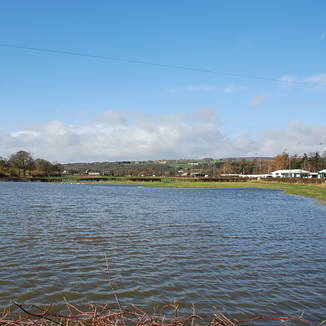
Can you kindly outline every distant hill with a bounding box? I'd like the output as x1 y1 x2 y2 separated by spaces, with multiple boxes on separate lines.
63 157 274 174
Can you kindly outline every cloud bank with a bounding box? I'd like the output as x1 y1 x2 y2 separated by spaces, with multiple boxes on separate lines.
1 109 325 163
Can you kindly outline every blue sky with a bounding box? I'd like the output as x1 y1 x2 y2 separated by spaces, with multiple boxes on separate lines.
1 1 325 163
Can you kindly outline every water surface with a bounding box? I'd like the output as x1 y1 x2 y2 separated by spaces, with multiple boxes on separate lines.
0 182 325 323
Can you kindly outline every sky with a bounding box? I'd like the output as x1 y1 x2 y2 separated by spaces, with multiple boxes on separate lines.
0 1 325 163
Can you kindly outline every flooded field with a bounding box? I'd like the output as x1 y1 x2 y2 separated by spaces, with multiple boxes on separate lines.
0 182 325 323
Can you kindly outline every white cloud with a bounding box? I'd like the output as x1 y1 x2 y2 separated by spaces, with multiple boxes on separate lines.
168 84 244 94
0 110 225 162
304 73 326 86
195 107 215 120
92 110 130 126
279 75 296 84
223 84 246 93
259 121 326 155
169 85 217 93
279 73 326 88
0 112 325 163
250 93 268 108
11 131 40 137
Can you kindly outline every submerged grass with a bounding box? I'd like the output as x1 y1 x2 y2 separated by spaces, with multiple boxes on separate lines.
91 179 326 205
12 174 326 205
168 180 326 205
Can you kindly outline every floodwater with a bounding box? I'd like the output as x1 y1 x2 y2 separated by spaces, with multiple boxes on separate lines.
0 182 325 323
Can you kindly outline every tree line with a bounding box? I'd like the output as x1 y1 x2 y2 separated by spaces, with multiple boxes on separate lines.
1 150 325 178
62 151 326 177
178 151 326 176
0 150 63 177
219 151 325 175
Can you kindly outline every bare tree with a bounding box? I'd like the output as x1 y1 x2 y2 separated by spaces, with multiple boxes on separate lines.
269 152 288 171
0 156 8 169
223 159 234 174
8 150 34 176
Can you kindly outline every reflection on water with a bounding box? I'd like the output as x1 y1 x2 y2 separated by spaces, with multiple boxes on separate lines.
0 182 325 323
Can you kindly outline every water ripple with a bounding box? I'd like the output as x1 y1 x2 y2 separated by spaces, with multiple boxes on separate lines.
0 183 325 323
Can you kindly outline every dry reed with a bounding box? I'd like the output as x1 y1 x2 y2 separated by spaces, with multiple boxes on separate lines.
1 301 326 326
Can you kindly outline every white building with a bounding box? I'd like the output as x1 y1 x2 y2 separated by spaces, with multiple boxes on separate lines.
269 169 310 178
318 169 326 178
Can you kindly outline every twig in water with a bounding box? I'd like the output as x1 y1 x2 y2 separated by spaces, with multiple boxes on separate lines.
13 301 61 325
213 307 236 326
235 315 315 325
